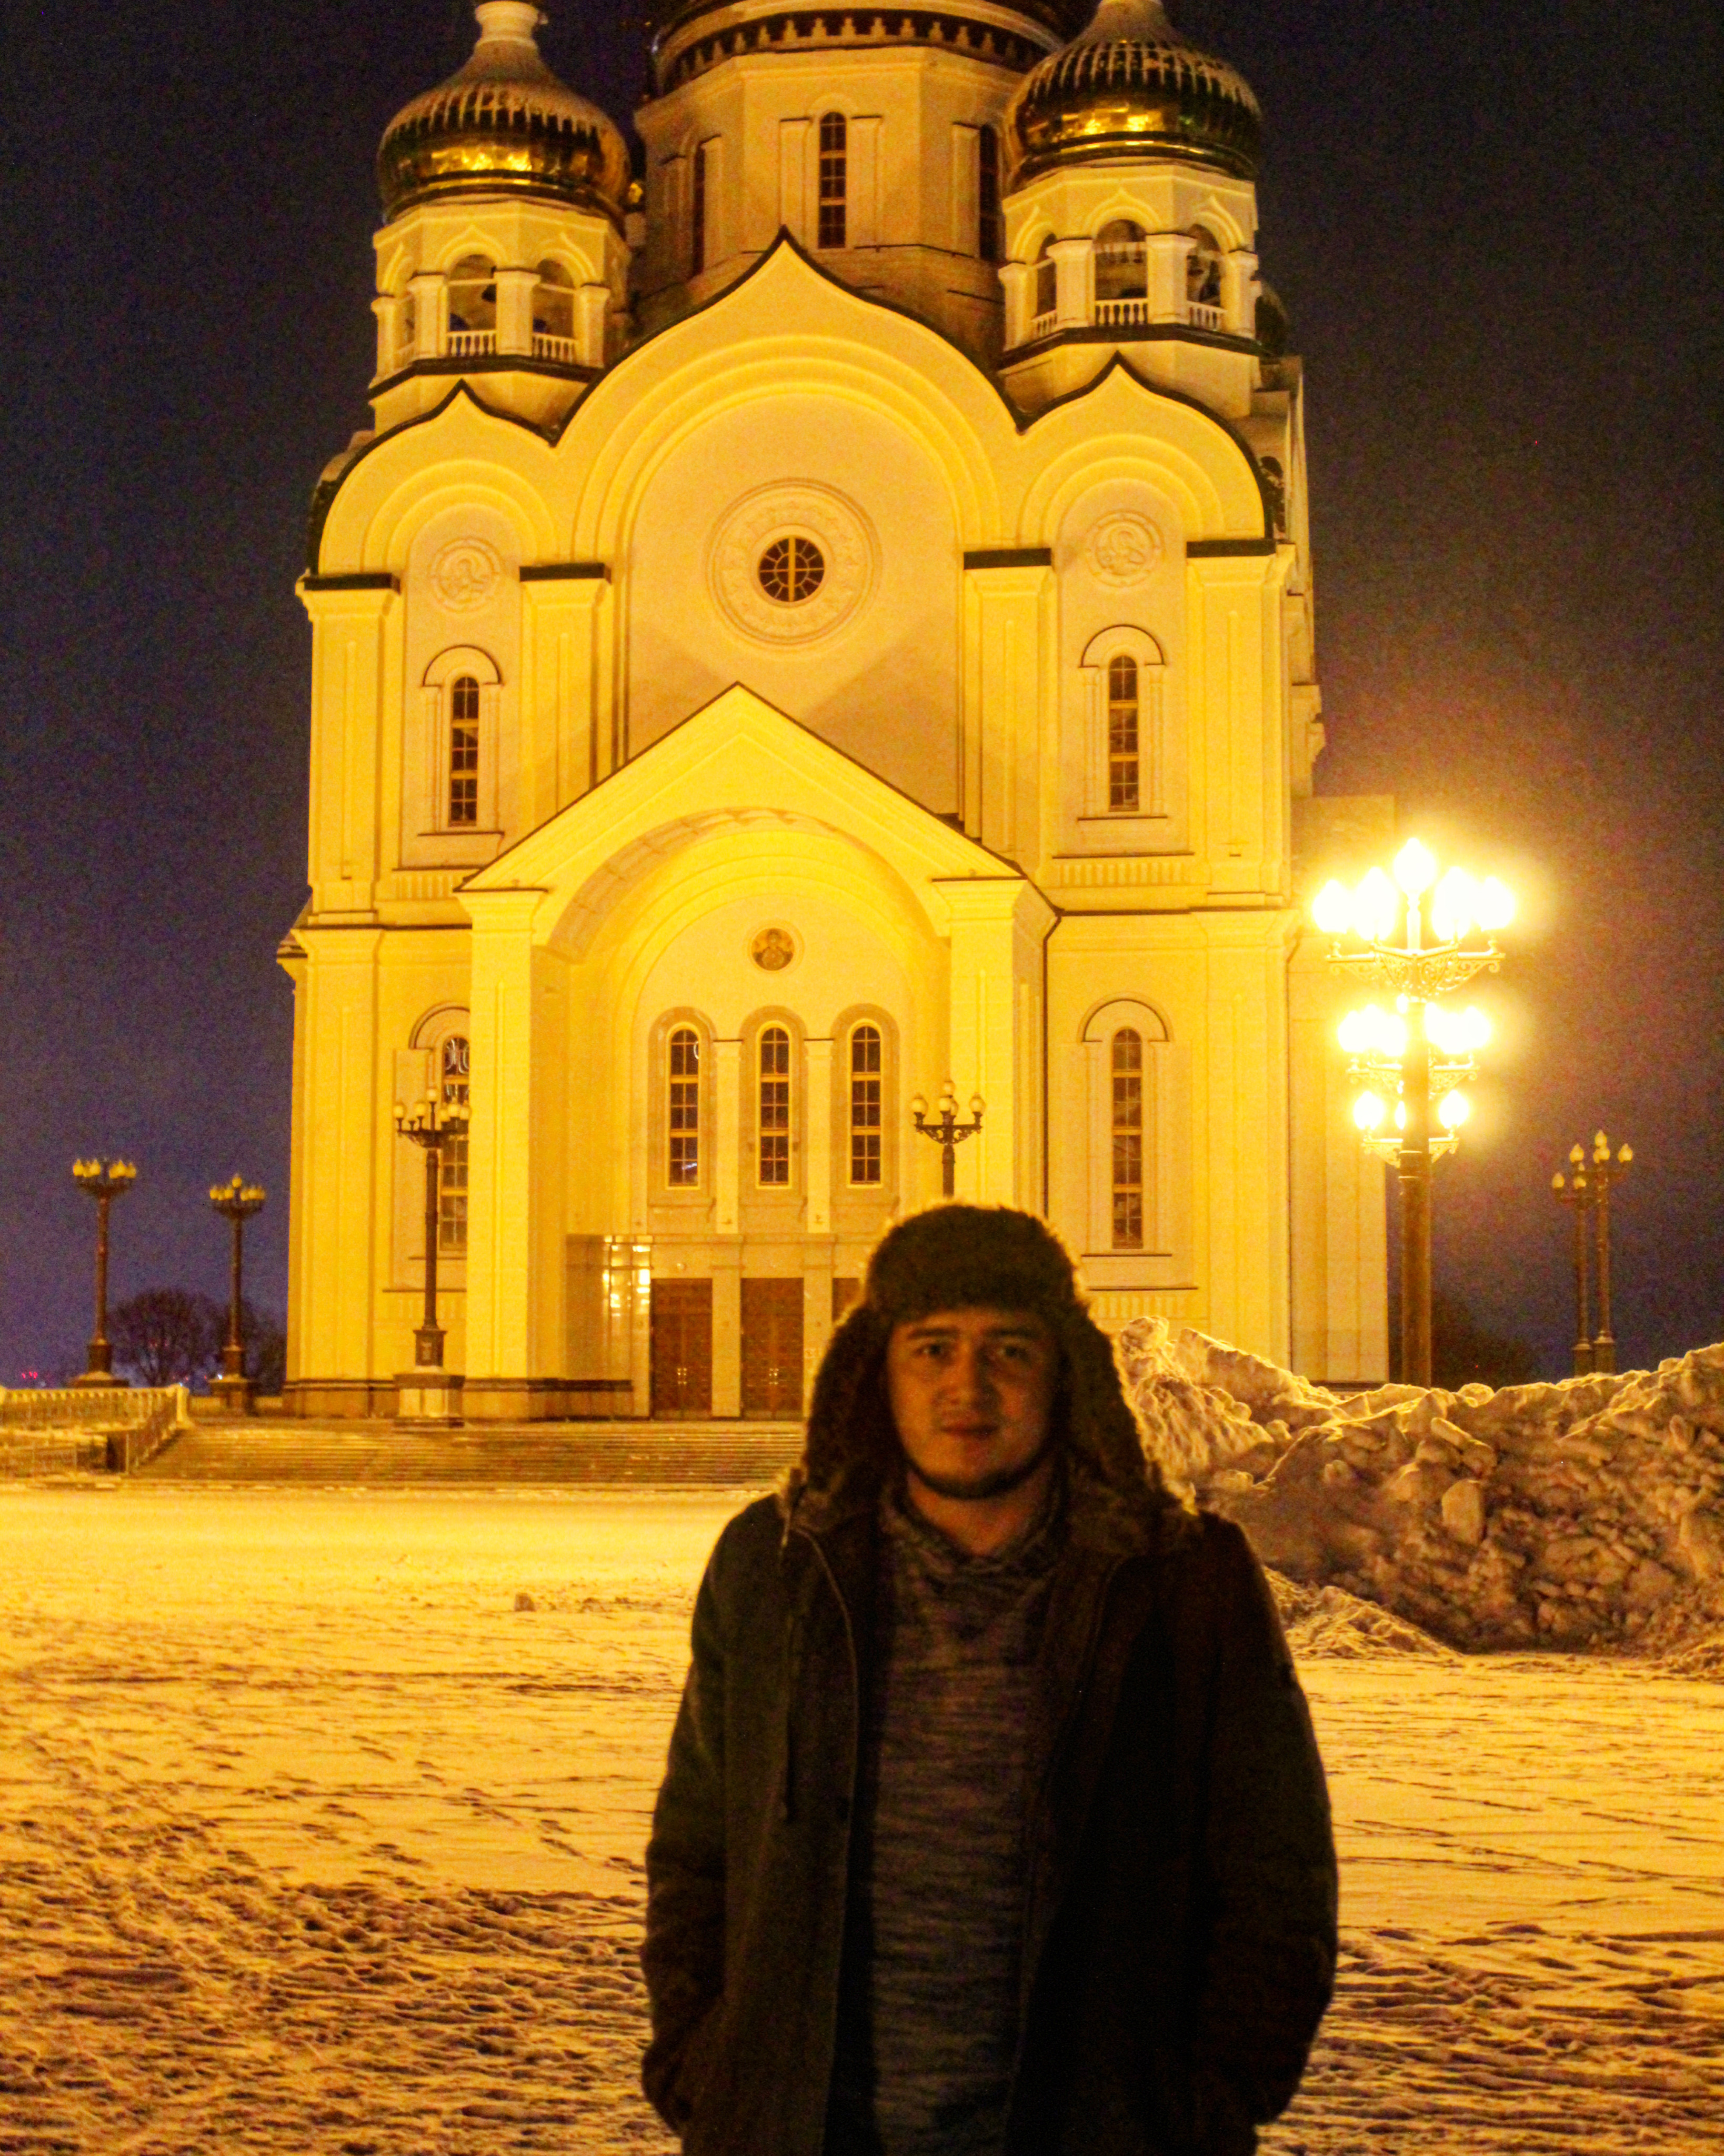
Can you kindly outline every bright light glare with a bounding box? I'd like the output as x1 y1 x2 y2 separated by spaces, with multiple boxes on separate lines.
1426 1004 1490 1056
1394 1101 1408 1130
1338 1005 1409 1059
1475 875 1515 931
1312 879 1354 935
1338 1006 1377 1054
1392 837 1438 901
1430 866 1477 943
1439 1090 1471 1130
1352 867 1400 943
1353 1091 1386 1131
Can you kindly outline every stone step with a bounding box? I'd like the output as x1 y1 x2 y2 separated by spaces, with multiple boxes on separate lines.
134 1419 803 1486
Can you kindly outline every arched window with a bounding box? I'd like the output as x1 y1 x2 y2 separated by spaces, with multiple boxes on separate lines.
818 114 847 249
533 260 574 358
439 1035 470 1254
978 127 1002 263
1187 226 1223 317
1079 627 1166 824
1095 218 1147 307
1110 1030 1144 1250
1107 655 1140 811
447 254 497 354
668 1029 701 1184
849 1025 883 1185
758 1027 791 1185
448 676 480 825
691 141 709 274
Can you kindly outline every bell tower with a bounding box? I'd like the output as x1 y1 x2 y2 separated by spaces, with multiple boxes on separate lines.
369 2 635 433
633 1 1090 360
998 0 1264 420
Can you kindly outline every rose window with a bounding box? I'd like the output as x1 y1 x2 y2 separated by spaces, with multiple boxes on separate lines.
757 535 826 604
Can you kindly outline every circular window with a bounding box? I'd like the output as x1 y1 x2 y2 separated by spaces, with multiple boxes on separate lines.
758 536 826 605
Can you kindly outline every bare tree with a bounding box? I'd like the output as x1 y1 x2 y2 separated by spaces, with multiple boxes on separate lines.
109 1290 222 1388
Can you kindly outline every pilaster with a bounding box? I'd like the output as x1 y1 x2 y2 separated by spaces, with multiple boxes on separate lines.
521 569 609 822
933 878 1056 1206
805 1036 834 1234
299 578 398 916
962 558 1054 863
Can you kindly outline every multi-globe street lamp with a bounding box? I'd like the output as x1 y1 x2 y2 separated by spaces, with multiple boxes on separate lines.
1551 1131 1633 1375
393 1089 470 1425
1312 839 1513 1387
208 1175 266 1413
910 1084 985 1198
72 1157 138 1386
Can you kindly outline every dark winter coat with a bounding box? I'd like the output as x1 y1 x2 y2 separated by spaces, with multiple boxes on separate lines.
641 1302 1338 2156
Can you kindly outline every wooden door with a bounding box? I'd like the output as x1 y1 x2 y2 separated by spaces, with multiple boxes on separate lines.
741 1278 804 1418
651 1280 713 1418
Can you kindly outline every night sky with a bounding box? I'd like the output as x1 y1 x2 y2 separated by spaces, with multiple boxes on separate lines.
3 1 1720 1383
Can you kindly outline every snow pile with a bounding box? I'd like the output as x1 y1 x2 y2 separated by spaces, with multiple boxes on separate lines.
1118 1320 1724 1656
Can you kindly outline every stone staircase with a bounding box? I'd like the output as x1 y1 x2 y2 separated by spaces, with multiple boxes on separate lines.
133 1418 803 1488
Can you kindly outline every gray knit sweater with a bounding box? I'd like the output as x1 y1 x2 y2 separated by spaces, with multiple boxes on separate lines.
857 1482 1065 2156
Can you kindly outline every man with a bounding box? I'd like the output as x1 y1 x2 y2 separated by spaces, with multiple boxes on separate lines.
643 1205 1337 2155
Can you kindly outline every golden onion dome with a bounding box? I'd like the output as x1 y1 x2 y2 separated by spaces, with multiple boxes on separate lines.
1007 0 1262 187
378 2 632 224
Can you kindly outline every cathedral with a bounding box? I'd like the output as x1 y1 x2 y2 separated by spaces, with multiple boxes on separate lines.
281 0 1389 1421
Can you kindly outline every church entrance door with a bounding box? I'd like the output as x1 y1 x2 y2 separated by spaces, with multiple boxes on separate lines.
741 1278 804 1418
651 1279 713 1418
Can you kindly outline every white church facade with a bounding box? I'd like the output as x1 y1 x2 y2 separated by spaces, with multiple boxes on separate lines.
281 0 1389 1420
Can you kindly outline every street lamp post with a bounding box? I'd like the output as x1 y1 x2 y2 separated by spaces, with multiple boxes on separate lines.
393 1091 469 1426
72 1159 138 1386
1550 1148 1594 1375
1586 1130 1632 1375
1313 840 1513 1388
910 1084 985 1198
208 1175 266 1413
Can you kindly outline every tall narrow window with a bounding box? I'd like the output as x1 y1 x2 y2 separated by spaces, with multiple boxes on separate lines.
758 1027 791 1185
1035 239 1058 321
690 141 708 275
448 676 480 825
849 1025 882 1185
1111 1030 1144 1250
669 1029 700 1185
818 114 847 249
1107 655 1140 811
978 126 1002 262
439 1034 470 1254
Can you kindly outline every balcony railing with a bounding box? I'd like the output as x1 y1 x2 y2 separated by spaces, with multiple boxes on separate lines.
1188 301 1225 332
1095 296 1151 327
448 327 497 357
1031 308 1059 341
533 331 579 364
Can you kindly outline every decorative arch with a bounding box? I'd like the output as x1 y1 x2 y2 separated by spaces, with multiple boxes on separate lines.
421 645 502 835
1079 998 1178 1259
1078 625 1167 821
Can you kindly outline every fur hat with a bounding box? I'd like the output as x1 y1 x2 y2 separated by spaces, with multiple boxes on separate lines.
788 1205 1184 1523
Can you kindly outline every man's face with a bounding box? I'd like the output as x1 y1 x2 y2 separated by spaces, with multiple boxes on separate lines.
884 1306 1060 1504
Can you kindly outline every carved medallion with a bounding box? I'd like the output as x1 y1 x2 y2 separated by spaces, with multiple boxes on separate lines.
751 926 797 973
430 537 502 612
1084 513 1164 588
709 483 877 646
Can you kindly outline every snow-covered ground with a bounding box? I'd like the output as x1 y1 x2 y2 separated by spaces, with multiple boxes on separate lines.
3 1486 1720 2153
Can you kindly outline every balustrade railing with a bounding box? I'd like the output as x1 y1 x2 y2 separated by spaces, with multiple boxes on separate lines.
1188 301 1225 332
447 327 497 358
1095 296 1152 327
0 1385 189 1475
533 331 579 364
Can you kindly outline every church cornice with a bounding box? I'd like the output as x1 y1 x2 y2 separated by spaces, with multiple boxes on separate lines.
649 7 1060 96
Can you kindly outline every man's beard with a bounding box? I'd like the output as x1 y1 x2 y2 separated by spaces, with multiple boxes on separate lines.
904 1429 1058 1504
